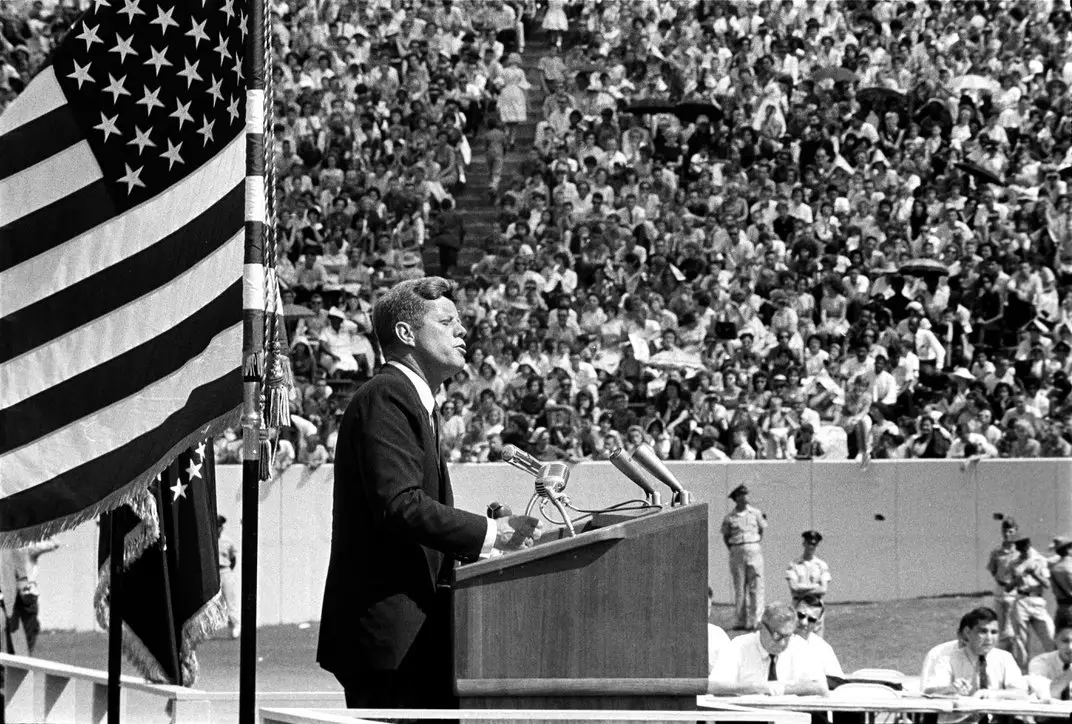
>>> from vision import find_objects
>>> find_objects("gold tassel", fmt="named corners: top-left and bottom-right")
top-left (263, 346), bottom-right (291, 429)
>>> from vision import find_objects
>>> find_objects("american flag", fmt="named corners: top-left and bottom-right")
top-left (0, 0), bottom-right (248, 541)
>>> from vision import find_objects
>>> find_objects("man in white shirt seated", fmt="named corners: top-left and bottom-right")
top-left (1027, 616), bottom-right (1072, 700)
top-left (794, 595), bottom-right (842, 677)
top-left (921, 606), bottom-right (1028, 702)
top-left (709, 586), bottom-right (730, 676)
top-left (709, 602), bottom-right (828, 696)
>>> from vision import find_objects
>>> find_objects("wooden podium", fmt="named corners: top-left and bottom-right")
top-left (452, 504), bottom-right (708, 716)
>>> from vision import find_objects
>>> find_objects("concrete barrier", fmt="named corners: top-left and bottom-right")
top-left (17, 460), bottom-right (1072, 631)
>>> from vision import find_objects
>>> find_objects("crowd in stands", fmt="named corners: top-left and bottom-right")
top-left (4, 0), bottom-right (1072, 469)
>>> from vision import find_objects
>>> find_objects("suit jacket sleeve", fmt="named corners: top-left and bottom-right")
top-left (356, 379), bottom-right (488, 559)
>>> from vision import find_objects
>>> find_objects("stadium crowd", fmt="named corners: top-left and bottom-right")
top-left (3, 0), bottom-right (1072, 469)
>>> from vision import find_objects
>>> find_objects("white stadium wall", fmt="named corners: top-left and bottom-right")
top-left (16, 460), bottom-right (1072, 632)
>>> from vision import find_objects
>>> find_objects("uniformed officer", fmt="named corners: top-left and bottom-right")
top-left (1008, 536), bottom-right (1055, 669)
top-left (721, 484), bottom-right (766, 630)
top-left (986, 517), bottom-right (1021, 648)
top-left (787, 530), bottom-right (831, 637)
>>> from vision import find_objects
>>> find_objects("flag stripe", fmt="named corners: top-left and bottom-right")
top-left (0, 180), bottom-right (115, 273)
top-left (0, 185), bottom-right (243, 363)
top-left (0, 371), bottom-right (239, 534)
top-left (0, 66), bottom-right (64, 136)
top-left (0, 323), bottom-right (242, 492)
top-left (0, 281), bottom-right (241, 454)
top-left (1, 232), bottom-right (243, 408)
top-left (0, 141), bottom-right (103, 227)
top-left (0, 105), bottom-right (82, 180)
top-left (0, 135), bottom-right (244, 308)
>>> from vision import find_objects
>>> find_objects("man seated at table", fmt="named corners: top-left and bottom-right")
top-left (1027, 614), bottom-right (1072, 700)
top-left (921, 607), bottom-right (1028, 701)
top-left (794, 595), bottom-right (843, 677)
top-left (709, 602), bottom-right (828, 696)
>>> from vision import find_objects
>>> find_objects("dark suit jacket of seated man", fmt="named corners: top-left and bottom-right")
top-left (317, 276), bottom-right (540, 710)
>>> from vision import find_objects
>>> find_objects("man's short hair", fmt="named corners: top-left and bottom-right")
top-left (795, 594), bottom-right (825, 612)
top-left (372, 276), bottom-right (455, 354)
top-left (761, 602), bottom-right (796, 630)
top-left (958, 607), bottom-right (999, 634)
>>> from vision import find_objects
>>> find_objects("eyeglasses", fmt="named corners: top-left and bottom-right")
top-left (762, 622), bottom-right (794, 643)
top-left (796, 612), bottom-right (820, 624)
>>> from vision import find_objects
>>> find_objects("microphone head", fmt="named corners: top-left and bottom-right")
top-left (608, 447), bottom-right (656, 495)
top-left (501, 444), bottom-right (519, 462)
top-left (632, 443), bottom-right (684, 493)
top-left (487, 501), bottom-right (513, 519)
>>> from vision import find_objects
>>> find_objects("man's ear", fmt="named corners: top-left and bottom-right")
top-left (394, 321), bottom-right (415, 348)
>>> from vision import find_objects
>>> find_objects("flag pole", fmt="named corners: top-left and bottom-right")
top-left (154, 482), bottom-right (183, 684)
top-left (107, 516), bottom-right (124, 724)
top-left (240, 0), bottom-right (268, 713)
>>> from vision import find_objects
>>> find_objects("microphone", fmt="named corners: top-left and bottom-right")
top-left (487, 502), bottom-right (513, 519)
top-left (632, 443), bottom-right (691, 505)
top-left (501, 445), bottom-right (575, 537)
top-left (501, 444), bottom-right (541, 476)
top-left (608, 447), bottom-right (662, 506)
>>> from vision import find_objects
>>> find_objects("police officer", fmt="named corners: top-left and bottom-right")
top-left (721, 484), bottom-right (766, 631)
top-left (787, 530), bottom-right (832, 637)
top-left (986, 517), bottom-right (1021, 649)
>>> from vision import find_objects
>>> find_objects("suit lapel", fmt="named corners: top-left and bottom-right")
top-left (383, 365), bottom-right (450, 504)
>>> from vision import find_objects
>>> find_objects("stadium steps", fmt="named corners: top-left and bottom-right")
top-left (438, 33), bottom-right (550, 280)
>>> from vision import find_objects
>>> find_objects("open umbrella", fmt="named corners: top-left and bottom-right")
top-left (812, 66), bottom-right (859, 85)
top-left (674, 101), bottom-right (722, 124)
top-left (283, 302), bottom-right (314, 318)
top-left (914, 98), bottom-right (953, 131)
top-left (624, 99), bottom-right (676, 115)
top-left (950, 75), bottom-right (1000, 94)
top-left (857, 86), bottom-right (906, 108)
top-left (899, 258), bottom-right (950, 276)
top-left (954, 161), bottom-right (1005, 187)
top-left (646, 349), bottom-right (707, 373)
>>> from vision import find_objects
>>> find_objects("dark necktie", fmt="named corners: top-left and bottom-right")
top-left (1062, 661), bottom-right (1070, 700)
top-left (431, 403), bottom-right (441, 451)
top-left (768, 654), bottom-right (778, 681)
top-left (978, 655), bottom-right (989, 691)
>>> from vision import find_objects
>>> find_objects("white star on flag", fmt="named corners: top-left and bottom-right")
top-left (93, 111), bottom-right (121, 141)
top-left (117, 163), bottom-right (146, 193)
top-left (186, 17), bottom-right (209, 47)
top-left (110, 33), bottom-right (137, 63)
top-left (226, 95), bottom-right (239, 124)
top-left (170, 479), bottom-right (188, 501)
top-left (144, 46), bottom-right (172, 75)
top-left (135, 85), bottom-right (163, 115)
top-left (197, 116), bottom-right (215, 146)
top-left (148, 4), bottom-right (178, 34)
top-left (185, 458), bottom-right (203, 480)
top-left (76, 23), bottom-right (103, 51)
top-left (170, 98), bottom-right (194, 128)
top-left (177, 57), bottom-right (203, 88)
top-left (102, 73), bottom-right (131, 103)
top-left (68, 60), bottom-right (95, 88)
top-left (117, 0), bottom-right (145, 22)
top-left (213, 33), bottom-right (231, 62)
top-left (160, 138), bottom-right (184, 169)
top-left (195, 441), bottom-right (206, 460)
top-left (220, 0), bottom-right (235, 21)
top-left (206, 75), bottom-right (224, 105)
top-left (128, 126), bottom-right (156, 154)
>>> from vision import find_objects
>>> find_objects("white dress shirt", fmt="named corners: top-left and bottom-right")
top-left (710, 631), bottom-right (825, 689)
top-left (388, 361), bottom-right (497, 557)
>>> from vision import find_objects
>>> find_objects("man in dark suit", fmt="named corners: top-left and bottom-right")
top-left (318, 276), bottom-right (543, 710)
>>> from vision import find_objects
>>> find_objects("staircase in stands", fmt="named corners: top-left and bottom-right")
top-left (422, 30), bottom-right (551, 278)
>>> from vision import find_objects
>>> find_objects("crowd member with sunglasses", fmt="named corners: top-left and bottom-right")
top-left (708, 602), bottom-right (828, 697)
top-left (794, 595), bottom-right (843, 678)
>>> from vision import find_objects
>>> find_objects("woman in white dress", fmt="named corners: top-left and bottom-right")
top-left (541, 0), bottom-right (568, 47)
top-left (497, 53), bottom-right (531, 149)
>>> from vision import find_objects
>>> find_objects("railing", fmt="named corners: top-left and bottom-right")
top-left (0, 654), bottom-right (344, 723)
top-left (258, 709), bottom-right (813, 724)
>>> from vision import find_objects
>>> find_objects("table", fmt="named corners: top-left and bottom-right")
top-left (700, 694), bottom-right (1072, 718)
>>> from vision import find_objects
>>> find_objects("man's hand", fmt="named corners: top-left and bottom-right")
top-left (494, 515), bottom-right (544, 552)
